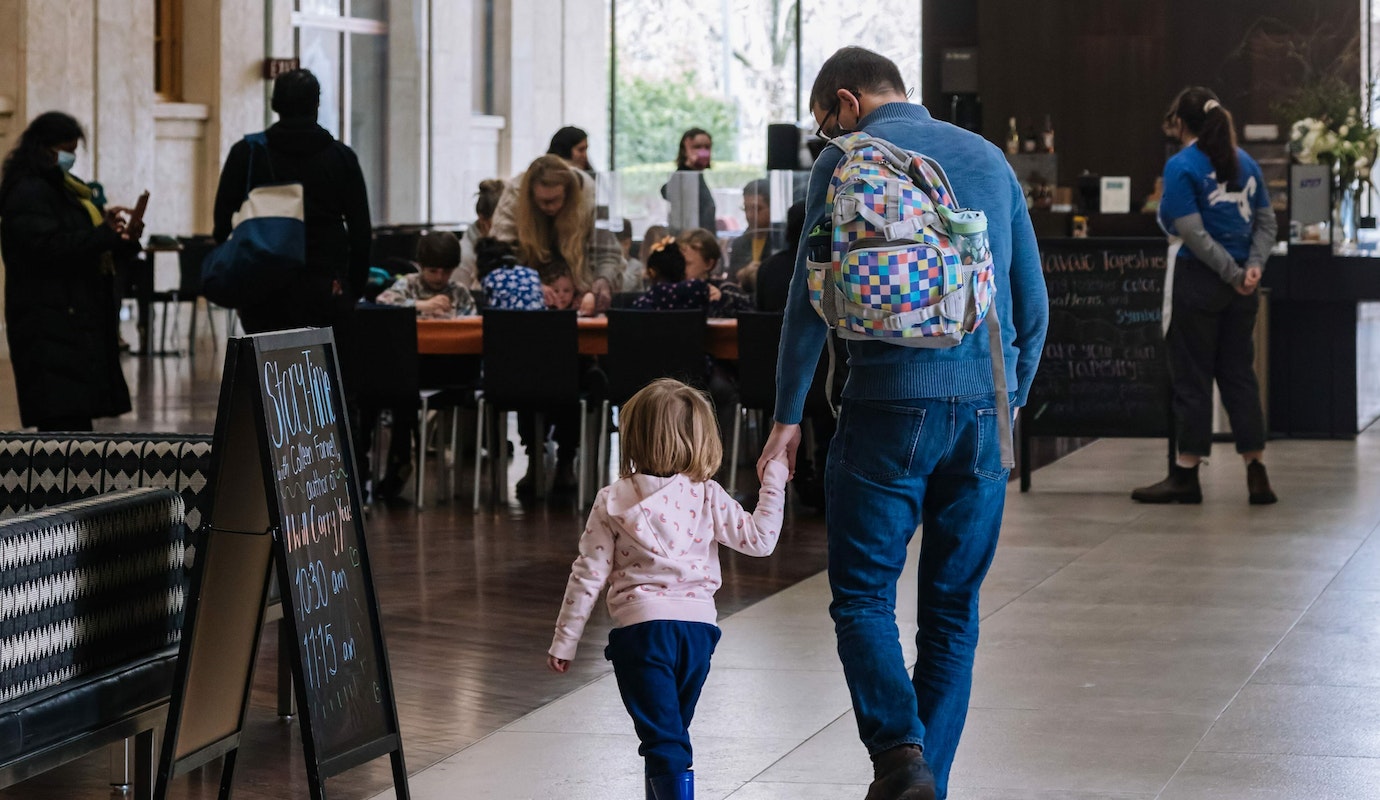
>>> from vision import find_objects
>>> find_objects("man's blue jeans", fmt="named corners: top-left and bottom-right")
top-left (825, 393), bottom-right (1009, 799)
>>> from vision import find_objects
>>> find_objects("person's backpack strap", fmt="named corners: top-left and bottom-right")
top-left (986, 308), bottom-right (1015, 469)
top-left (242, 132), bottom-right (279, 194)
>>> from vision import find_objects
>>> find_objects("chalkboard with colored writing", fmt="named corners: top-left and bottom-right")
top-left (1026, 238), bottom-right (1172, 438)
top-left (257, 336), bottom-right (394, 763)
top-left (156, 328), bottom-right (408, 800)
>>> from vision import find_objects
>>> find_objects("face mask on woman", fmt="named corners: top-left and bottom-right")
top-left (56, 151), bottom-right (76, 173)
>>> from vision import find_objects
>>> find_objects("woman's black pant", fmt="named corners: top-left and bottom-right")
top-left (1168, 259), bottom-right (1267, 457)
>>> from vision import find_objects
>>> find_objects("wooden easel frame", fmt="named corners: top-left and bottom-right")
top-left (155, 329), bottom-right (409, 800)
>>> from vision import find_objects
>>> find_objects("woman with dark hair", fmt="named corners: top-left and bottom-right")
top-left (661, 128), bottom-right (717, 231)
top-left (0, 111), bottom-right (139, 431)
top-left (547, 126), bottom-right (591, 173)
top-left (1133, 86), bottom-right (1278, 505)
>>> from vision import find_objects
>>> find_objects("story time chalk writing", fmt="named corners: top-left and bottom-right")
top-left (256, 341), bottom-right (391, 762)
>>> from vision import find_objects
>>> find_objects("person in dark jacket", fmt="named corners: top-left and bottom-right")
top-left (0, 111), bottom-right (139, 431)
top-left (212, 69), bottom-right (372, 335)
top-left (755, 201), bottom-right (805, 313)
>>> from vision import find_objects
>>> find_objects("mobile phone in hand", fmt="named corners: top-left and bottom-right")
top-left (129, 190), bottom-right (150, 226)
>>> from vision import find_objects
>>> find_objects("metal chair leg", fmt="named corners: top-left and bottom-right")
top-left (577, 399), bottom-right (587, 509)
top-left (473, 398), bottom-right (485, 511)
top-left (728, 403), bottom-right (743, 495)
top-left (449, 406), bottom-right (460, 502)
top-left (417, 397), bottom-right (429, 509)
top-left (597, 400), bottom-right (610, 490)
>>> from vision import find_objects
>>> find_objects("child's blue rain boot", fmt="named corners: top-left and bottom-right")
top-left (649, 771), bottom-right (693, 800)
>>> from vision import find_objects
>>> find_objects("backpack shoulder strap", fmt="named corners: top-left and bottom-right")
top-left (242, 132), bottom-right (278, 192)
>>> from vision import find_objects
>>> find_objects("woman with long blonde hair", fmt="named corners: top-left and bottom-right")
top-left (512, 154), bottom-right (624, 310)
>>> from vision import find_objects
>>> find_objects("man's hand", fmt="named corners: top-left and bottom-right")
top-left (757, 422), bottom-right (801, 481)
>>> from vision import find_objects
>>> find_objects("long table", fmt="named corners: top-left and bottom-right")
top-left (417, 316), bottom-right (740, 359)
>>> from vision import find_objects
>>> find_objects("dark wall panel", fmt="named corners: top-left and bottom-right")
top-left (922, 0), bottom-right (1360, 206)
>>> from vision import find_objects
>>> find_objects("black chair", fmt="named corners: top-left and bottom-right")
top-left (730, 311), bottom-right (784, 492)
top-left (371, 226), bottom-right (427, 266)
top-left (610, 291), bottom-right (643, 309)
top-left (176, 235), bottom-right (225, 351)
top-left (598, 309), bottom-right (707, 483)
top-left (143, 234), bottom-right (219, 355)
top-left (350, 306), bottom-right (471, 508)
top-left (476, 310), bottom-right (586, 509)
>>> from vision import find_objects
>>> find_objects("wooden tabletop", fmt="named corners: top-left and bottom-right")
top-left (417, 316), bottom-right (739, 359)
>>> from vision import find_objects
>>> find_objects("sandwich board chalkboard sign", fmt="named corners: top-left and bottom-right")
top-left (1020, 237), bottom-right (1174, 490)
top-left (155, 328), bottom-right (408, 800)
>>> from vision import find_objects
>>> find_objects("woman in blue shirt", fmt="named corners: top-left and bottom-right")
top-left (1133, 87), bottom-right (1277, 505)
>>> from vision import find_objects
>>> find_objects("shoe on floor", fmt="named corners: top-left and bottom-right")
top-left (1247, 459), bottom-right (1278, 505)
top-left (865, 745), bottom-right (936, 800)
top-left (375, 463), bottom-right (413, 501)
top-left (1131, 464), bottom-right (1202, 504)
top-left (551, 458), bottom-right (578, 494)
top-left (515, 466), bottom-right (538, 498)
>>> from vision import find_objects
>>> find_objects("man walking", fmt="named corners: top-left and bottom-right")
top-left (757, 47), bottom-right (1048, 800)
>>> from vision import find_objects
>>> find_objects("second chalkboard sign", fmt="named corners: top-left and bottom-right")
top-left (1027, 237), bottom-right (1173, 437)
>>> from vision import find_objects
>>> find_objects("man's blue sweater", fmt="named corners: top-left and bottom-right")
top-left (775, 102), bottom-right (1049, 423)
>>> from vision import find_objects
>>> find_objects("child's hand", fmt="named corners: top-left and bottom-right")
top-left (547, 655), bottom-right (570, 673)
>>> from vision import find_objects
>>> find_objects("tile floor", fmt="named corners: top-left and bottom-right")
top-left (371, 433), bottom-right (1380, 800)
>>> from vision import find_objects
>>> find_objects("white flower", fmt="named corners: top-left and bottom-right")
top-left (1362, 166), bottom-right (1372, 181)
top-left (1340, 125), bottom-right (1351, 137)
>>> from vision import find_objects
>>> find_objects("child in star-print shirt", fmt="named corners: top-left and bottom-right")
top-left (474, 236), bottom-right (545, 310)
top-left (547, 378), bottom-right (788, 797)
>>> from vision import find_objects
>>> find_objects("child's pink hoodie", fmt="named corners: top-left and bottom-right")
top-left (550, 461), bottom-right (789, 661)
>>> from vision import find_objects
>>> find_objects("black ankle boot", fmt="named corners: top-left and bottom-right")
top-left (1131, 464), bottom-right (1202, 504)
top-left (866, 745), bottom-right (936, 800)
top-left (1247, 460), bottom-right (1277, 505)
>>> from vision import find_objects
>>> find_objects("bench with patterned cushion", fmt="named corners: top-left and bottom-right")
top-left (0, 487), bottom-right (186, 797)
top-left (0, 433), bottom-right (212, 533)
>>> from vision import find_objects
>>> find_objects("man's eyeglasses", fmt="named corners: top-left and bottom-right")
top-left (813, 88), bottom-right (859, 142)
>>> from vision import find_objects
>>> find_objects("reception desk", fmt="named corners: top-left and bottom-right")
top-left (1262, 245), bottom-right (1380, 438)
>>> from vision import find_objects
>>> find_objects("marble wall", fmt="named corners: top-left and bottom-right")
top-left (1, 0), bottom-right (609, 233)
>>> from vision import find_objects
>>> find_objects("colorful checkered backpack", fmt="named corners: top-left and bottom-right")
top-left (807, 132), bottom-right (1013, 466)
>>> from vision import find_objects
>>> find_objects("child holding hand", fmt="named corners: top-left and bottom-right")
top-left (548, 378), bottom-right (789, 800)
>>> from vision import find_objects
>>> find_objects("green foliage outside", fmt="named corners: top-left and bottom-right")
top-left (614, 72), bottom-right (740, 169)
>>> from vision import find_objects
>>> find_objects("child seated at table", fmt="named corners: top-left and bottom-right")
top-left (476, 237), bottom-right (545, 311)
top-left (632, 236), bottom-right (711, 311)
top-left (678, 227), bottom-right (752, 318)
top-left (375, 231), bottom-right (477, 319)
top-left (631, 237), bottom-right (740, 475)
top-left (542, 262), bottom-right (596, 315)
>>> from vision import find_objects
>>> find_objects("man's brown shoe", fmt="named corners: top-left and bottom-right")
top-left (865, 745), bottom-right (936, 800)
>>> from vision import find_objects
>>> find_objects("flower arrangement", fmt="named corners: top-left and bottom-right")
top-left (1289, 108), bottom-right (1380, 190)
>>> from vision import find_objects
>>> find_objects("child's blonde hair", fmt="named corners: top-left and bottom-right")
top-left (618, 378), bottom-right (722, 483)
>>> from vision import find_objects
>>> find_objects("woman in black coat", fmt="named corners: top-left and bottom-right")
top-left (0, 112), bottom-right (139, 431)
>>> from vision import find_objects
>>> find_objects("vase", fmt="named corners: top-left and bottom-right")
top-left (1334, 186), bottom-right (1359, 248)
